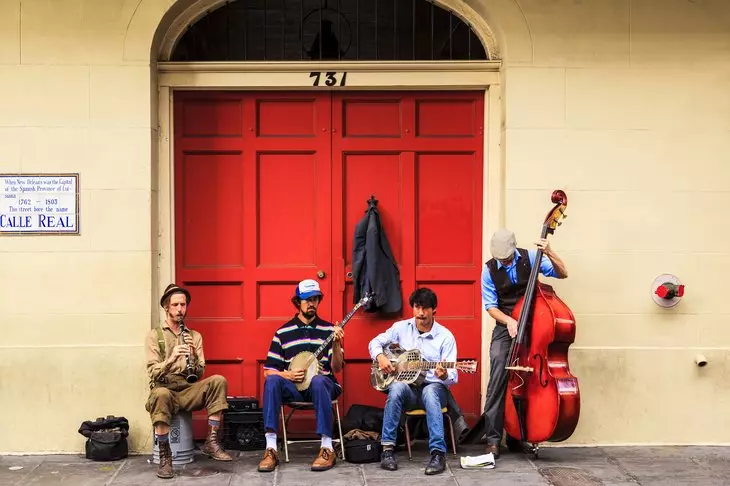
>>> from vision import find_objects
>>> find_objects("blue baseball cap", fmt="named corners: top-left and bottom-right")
top-left (295, 279), bottom-right (323, 299)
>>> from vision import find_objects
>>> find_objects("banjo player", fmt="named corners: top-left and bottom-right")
top-left (258, 279), bottom-right (344, 473)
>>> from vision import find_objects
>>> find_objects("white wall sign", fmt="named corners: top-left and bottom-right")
top-left (1, 174), bottom-right (79, 235)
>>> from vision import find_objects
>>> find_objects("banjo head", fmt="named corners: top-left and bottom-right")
top-left (289, 351), bottom-right (322, 392)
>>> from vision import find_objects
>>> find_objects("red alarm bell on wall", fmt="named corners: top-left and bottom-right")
top-left (651, 274), bottom-right (685, 308)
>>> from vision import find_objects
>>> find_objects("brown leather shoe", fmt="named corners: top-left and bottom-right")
top-left (311, 447), bottom-right (336, 471)
top-left (157, 441), bottom-right (174, 479)
top-left (486, 443), bottom-right (501, 459)
top-left (258, 448), bottom-right (279, 472)
top-left (201, 423), bottom-right (233, 461)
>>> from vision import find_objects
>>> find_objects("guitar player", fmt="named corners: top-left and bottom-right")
top-left (258, 279), bottom-right (344, 473)
top-left (368, 288), bottom-right (457, 476)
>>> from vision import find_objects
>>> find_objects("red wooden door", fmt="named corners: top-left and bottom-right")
top-left (331, 92), bottom-right (485, 425)
top-left (174, 90), bottom-right (484, 437)
top-left (174, 91), bottom-right (333, 436)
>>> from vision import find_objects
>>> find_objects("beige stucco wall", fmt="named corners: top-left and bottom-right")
top-left (0, 0), bottom-right (728, 453)
top-left (492, 0), bottom-right (730, 445)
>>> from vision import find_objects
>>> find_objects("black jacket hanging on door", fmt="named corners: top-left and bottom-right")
top-left (352, 198), bottom-right (402, 314)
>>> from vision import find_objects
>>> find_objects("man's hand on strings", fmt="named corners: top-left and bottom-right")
top-left (536, 238), bottom-right (552, 256)
top-left (333, 322), bottom-right (345, 343)
top-left (284, 369), bottom-right (305, 383)
top-left (377, 354), bottom-right (395, 374)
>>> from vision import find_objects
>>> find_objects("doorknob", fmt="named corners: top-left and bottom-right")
top-left (346, 271), bottom-right (353, 279)
top-left (317, 270), bottom-right (326, 279)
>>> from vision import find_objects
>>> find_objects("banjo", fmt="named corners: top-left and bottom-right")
top-left (370, 343), bottom-right (478, 392)
top-left (288, 292), bottom-right (372, 391)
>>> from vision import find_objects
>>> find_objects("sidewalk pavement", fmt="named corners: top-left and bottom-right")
top-left (1, 443), bottom-right (728, 485)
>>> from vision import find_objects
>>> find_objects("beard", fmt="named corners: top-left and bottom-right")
top-left (302, 307), bottom-right (317, 319)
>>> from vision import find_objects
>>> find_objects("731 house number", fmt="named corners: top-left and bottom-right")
top-left (309, 72), bottom-right (348, 87)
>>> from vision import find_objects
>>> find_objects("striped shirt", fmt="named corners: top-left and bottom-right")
top-left (264, 315), bottom-right (343, 385)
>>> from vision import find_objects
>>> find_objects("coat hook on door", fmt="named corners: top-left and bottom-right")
top-left (367, 194), bottom-right (378, 207)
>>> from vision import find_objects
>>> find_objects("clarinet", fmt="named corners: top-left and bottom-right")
top-left (177, 316), bottom-right (199, 383)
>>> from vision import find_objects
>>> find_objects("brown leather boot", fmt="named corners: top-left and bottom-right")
top-left (258, 448), bottom-right (279, 472)
top-left (311, 447), bottom-right (336, 471)
top-left (201, 423), bottom-right (233, 461)
top-left (157, 440), bottom-right (174, 479)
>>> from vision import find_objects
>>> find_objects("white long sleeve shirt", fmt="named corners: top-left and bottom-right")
top-left (368, 318), bottom-right (458, 386)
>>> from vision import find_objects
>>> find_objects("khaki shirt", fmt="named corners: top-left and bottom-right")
top-left (146, 321), bottom-right (206, 387)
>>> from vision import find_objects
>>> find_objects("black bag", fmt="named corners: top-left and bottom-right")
top-left (344, 439), bottom-right (382, 463)
top-left (342, 404), bottom-right (406, 446)
top-left (78, 415), bottom-right (129, 461)
top-left (85, 431), bottom-right (128, 461)
top-left (342, 404), bottom-right (384, 433)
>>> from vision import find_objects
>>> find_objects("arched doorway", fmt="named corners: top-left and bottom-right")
top-left (170, 0), bottom-right (487, 61)
top-left (155, 0), bottom-right (501, 441)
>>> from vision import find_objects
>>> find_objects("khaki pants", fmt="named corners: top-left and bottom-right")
top-left (146, 374), bottom-right (229, 426)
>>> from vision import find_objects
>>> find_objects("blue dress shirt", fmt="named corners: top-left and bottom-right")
top-left (480, 249), bottom-right (556, 311)
top-left (368, 318), bottom-right (458, 386)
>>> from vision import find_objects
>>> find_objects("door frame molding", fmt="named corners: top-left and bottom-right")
top-left (156, 60), bottom-right (505, 408)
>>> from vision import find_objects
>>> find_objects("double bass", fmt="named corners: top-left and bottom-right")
top-left (503, 189), bottom-right (580, 459)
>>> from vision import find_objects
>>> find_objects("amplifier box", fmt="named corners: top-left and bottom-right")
top-left (222, 410), bottom-right (265, 451)
top-left (226, 396), bottom-right (260, 412)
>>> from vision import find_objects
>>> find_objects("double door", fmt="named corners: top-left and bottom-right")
top-left (174, 90), bottom-right (484, 436)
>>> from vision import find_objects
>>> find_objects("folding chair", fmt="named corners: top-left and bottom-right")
top-left (280, 400), bottom-right (346, 462)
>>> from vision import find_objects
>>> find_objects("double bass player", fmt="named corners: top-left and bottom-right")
top-left (480, 229), bottom-right (568, 458)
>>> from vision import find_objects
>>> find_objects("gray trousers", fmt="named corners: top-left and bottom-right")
top-left (482, 324), bottom-right (512, 445)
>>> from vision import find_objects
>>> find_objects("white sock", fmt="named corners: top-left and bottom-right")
top-left (265, 432), bottom-right (277, 450)
top-left (321, 435), bottom-right (333, 451)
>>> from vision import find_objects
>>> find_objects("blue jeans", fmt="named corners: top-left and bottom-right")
top-left (381, 381), bottom-right (449, 453)
top-left (262, 374), bottom-right (341, 437)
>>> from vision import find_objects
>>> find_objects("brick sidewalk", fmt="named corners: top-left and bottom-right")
top-left (1, 444), bottom-right (728, 485)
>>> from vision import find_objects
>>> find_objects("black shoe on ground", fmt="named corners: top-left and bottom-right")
top-left (380, 449), bottom-right (398, 471)
top-left (425, 450), bottom-right (446, 475)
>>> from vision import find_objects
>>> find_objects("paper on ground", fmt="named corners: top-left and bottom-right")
top-left (459, 452), bottom-right (496, 469)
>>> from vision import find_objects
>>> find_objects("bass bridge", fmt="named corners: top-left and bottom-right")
top-left (505, 365), bottom-right (534, 372)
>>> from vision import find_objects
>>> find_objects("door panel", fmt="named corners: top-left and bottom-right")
top-left (174, 90), bottom-right (484, 438)
top-left (412, 95), bottom-right (484, 422)
top-left (332, 92), bottom-right (484, 424)
top-left (174, 91), bottom-right (332, 437)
